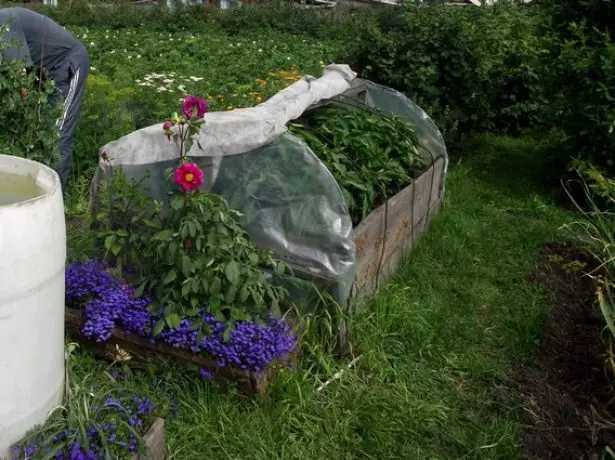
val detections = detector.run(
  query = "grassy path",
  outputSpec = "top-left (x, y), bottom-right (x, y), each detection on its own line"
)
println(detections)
top-left (74, 135), bottom-right (571, 459)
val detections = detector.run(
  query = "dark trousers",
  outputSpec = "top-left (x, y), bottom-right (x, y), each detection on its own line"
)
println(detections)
top-left (49, 45), bottom-right (89, 190)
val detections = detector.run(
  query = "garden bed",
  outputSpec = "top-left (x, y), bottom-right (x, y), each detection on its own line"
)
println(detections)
top-left (288, 104), bottom-right (447, 304)
top-left (63, 258), bottom-right (298, 398)
top-left (351, 156), bottom-right (446, 300)
top-left (516, 242), bottom-right (615, 459)
top-left (65, 308), bottom-right (292, 397)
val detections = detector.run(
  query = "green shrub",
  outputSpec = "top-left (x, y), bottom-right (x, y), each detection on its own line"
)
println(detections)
top-left (342, 4), bottom-right (551, 141)
top-left (289, 106), bottom-right (424, 225)
top-left (538, 0), bottom-right (614, 39)
top-left (546, 23), bottom-right (615, 177)
top-left (0, 22), bottom-right (61, 167)
top-left (20, 1), bottom-right (343, 39)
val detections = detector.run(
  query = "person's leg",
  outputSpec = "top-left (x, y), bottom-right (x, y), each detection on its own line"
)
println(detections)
top-left (54, 48), bottom-right (90, 190)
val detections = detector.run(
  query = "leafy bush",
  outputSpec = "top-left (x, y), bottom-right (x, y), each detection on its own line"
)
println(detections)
top-left (546, 23), bottom-right (615, 177)
top-left (342, 4), bottom-right (550, 141)
top-left (289, 106), bottom-right (424, 225)
top-left (538, 0), bottom-right (614, 39)
top-left (28, 1), bottom-right (343, 39)
top-left (214, 3), bottom-right (337, 39)
top-left (0, 23), bottom-right (61, 166)
top-left (91, 96), bottom-right (289, 337)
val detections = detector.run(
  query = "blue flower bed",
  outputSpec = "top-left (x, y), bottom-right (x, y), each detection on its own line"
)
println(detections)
top-left (11, 393), bottom-right (156, 460)
top-left (65, 260), bottom-right (297, 373)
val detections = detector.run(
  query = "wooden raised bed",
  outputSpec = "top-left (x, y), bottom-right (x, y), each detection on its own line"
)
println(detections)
top-left (65, 309), bottom-right (293, 397)
top-left (133, 418), bottom-right (165, 460)
top-left (351, 157), bottom-right (446, 302)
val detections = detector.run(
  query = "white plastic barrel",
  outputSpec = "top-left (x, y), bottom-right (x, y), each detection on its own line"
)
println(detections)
top-left (0, 155), bottom-right (66, 458)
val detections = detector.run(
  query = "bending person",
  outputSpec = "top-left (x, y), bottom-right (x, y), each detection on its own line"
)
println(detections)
top-left (0, 6), bottom-right (89, 189)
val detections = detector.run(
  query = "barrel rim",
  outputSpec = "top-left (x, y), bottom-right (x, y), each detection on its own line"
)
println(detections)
top-left (0, 154), bottom-right (61, 209)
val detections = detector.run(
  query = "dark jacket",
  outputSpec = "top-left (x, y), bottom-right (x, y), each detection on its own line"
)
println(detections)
top-left (0, 7), bottom-right (83, 75)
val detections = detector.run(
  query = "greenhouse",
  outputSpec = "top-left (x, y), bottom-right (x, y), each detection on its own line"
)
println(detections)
top-left (91, 64), bottom-right (448, 308)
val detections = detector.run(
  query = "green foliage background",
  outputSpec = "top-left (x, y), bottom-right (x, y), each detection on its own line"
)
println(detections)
top-left (0, 23), bottom-right (61, 167)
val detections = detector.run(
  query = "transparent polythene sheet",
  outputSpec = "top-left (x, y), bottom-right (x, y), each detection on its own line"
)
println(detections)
top-left (92, 132), bottom-right (357, 306)
top-left (329, 78), bottom-right (449, 198)
top-left (211, 133), bottom-right (356, 296)
top-left (91, 74), bottom-right (448, 308)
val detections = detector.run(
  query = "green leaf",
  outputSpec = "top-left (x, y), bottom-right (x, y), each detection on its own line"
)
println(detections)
top-left (168, 241), bottom-right (179, 262)
top-left (170, 196), bottom-right (185, 210)
top-left (186, 306), bottom-right (200, 317)
top-left (166, 313), bottom-right (181, 329)
top-left (134, 282), bottom-right (147, 298)
top-left (104, 234), bottom-right (117, 251)
top-left (251, 290), bottom-right (263, 307)
top-left (181, 281), bottom-right (192, 298)
top-left (275, 262), bottom-right (285, 276)
top-left (163, 305), bottom-right (174, 317)
top-left (210, 276), bottom-right (222, 295)
top-left (188, 316), bottom-right (203, 330)
top-left (154, 230), bottom-right (173, 241)
top-left (239, 285), bottom-right (250, 303)
top-left (224, 261), bottom-right (240, 285)
top-left (182, 256), bottom-right (194, 277)
top-left (230, 306), bottom-right (250, 322)
top-left (248, 253), bottom-right (259, 265)
top-left (163, 269), bottom-right (177, 285)
top-left (222, 327), bottom-right (232, 343)
top-left (148, 301), bottom-right (161, 314)
top-left (210, 296), bottom-right (222, 311)
top-left (153, 319), bottom-right (166, 336)
top-left (225, 285), bottom-right (237, 305)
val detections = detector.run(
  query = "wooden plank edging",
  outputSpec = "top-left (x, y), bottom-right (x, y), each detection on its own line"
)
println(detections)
top-left (351, 157), bottom-right (446, 301)
top-left (132, 418), bottom-right (165, 460)
top-left (65, 309), bottom-right (292, 397)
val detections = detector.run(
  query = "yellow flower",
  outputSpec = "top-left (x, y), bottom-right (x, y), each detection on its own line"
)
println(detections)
top-left (227, 105), bottom-right (234, 110)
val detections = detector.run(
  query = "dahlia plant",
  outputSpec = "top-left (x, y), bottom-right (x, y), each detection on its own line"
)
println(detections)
top-left (132, 96), bottom-right (289, 337)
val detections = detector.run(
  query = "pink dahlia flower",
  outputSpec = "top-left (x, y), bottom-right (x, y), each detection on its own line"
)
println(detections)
top-left (182, 96), bottom-right (208, 120)
top-left (173, 162), bottom-right (204, 192)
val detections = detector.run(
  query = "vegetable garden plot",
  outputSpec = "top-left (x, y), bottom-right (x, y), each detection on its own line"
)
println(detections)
top-left (91, 64), bottom-right (448, 310)
top-left (69, 64), bottom-right (446, 394)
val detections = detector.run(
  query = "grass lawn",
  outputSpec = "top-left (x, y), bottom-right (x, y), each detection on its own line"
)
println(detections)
top-left (68, 133), bottom-right (572, 459)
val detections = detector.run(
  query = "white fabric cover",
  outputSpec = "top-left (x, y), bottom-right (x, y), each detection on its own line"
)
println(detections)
top-left (99, 64), bottom-right (357, 166)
